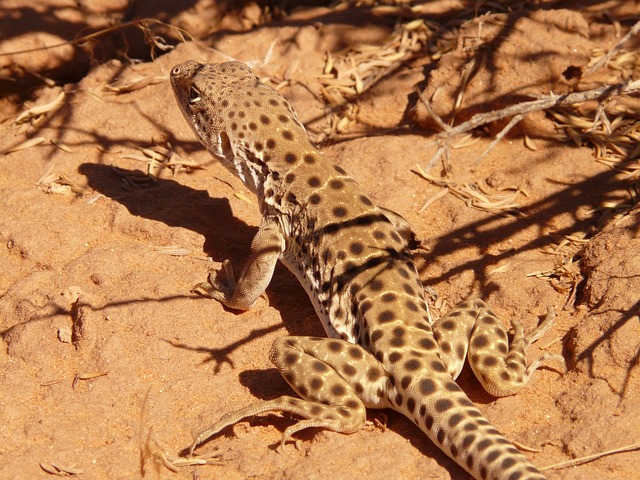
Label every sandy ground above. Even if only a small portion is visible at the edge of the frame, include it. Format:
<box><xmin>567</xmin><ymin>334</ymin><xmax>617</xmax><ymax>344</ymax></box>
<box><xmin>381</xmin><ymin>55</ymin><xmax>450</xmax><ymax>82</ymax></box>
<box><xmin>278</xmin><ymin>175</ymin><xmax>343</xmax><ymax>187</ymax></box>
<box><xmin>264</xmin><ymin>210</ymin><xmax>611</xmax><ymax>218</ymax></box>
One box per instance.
<box><xmin>1</xmin><ymin>1</ymin><xmax>639</xmax><ymax>479</ymax></box>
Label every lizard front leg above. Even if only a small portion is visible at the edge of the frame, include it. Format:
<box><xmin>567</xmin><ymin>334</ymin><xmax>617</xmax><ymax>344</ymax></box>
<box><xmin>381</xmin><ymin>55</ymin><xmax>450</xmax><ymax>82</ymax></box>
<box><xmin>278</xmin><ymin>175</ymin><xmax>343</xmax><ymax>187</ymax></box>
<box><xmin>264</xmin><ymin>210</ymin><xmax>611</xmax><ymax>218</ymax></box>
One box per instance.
<box><xmin>195</xmin><ymin>220</ymin><xmax>285</xmax><ymax>310</ymax></box>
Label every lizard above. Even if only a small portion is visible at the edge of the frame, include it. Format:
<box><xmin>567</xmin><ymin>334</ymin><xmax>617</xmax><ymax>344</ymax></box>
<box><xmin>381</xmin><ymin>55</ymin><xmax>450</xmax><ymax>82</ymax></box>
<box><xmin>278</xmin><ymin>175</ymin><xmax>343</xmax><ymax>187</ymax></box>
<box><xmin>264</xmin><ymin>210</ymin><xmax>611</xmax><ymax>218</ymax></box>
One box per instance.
<box><xmin>170</xmin><ymin>60</ymin><xmax>565</xmax><ymax>480</ymax></box>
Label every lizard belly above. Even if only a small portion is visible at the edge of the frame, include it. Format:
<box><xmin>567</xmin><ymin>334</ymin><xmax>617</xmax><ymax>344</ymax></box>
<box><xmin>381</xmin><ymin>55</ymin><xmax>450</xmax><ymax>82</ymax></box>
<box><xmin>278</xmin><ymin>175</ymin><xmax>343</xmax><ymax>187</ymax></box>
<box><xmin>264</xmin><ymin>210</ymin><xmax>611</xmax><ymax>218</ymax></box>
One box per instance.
<box><xmin>280</xmin><ymin>250</ymin><xmax>355</xmax><ymax>342</ymax></box>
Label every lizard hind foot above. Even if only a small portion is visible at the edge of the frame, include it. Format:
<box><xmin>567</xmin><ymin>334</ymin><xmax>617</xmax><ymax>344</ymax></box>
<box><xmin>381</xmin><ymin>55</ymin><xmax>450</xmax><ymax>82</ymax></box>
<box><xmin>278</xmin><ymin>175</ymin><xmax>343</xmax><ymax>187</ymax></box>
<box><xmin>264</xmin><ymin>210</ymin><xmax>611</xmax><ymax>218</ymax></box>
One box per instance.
<box><xmin>434</xmin><ymin>300</ymin><xmax>566</xmax><ymax>397</ymax></box>
<box><xmin>473</xmin><ymin>304</ymin><xmax>566</xmax><ymax>396</ymax></box>
<box><xmin>187</xmin><ymin>395</ymin><xmax>365</xmax><ymax>455</ymax></box>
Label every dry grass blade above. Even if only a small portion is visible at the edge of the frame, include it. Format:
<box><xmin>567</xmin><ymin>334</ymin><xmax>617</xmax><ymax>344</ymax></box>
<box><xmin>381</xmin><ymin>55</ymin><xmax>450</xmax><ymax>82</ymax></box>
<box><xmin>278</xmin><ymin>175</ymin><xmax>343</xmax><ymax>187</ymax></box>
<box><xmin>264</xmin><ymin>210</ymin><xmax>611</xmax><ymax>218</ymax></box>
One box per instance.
<box><xmin>50</xmin><ymin>463</ymin><xmax>83</xmax><ymax>476</ymax></box>
<box><xmin>40</xmin><ymin>379</ymin><xmax>63</xmax><ymax>386</ymax></box>
<box><xmin>111</xmin><ymin>165</ymin><xmax>158</xmax><ymax>189</ymax></box>
<box><xmin>40</xmin><ymin>463</ymin><xmax>62</xmax><ymax>476</ymax></box>
<box><xmin>120</xmin><ymin>144</ymin><xmax>204</xmax><ymax>178</ymax></box>
<box><xmin>142</xmin><ymin>145</ymin><xmax>170</xmax><ymax>158</ymax></box>
<box><xmin>488</xmin><ymin>262</ymin><xmax>511</xmax><ymax>275</ymax></box>
<box><xmin>3</xmin><ymin>137</ymin><xmax>46</xmax><ymax>154</ymax></box>
<box><xmin>76</xmin><ymin>372</ymin><xmax>108</xmax><ymax>380</ymax></box>
<box><xmin>524</xmin><ymin>135</ymin><xmax>537</xmax><ymax>151</ymax></box>
<box><xmin>595</xmin><ymin>185</ymin><xmax>640</xmax><ymax>226</ymax></box>
<box><xmin>154</xmin><ymin>245</ymin><xmax>191</xmax><ymax>256</ymax></box>
<box><xmin>50</xmin><ymin>139</ymin><xmax>74</xmax><ymax>153</ymax></box>
<box><xmin>85</xmin><ymin>89</ymin><xmax>106</xmax><ymax>103</ymax></box>
<box><xmin>120</xmin><ymin>153</ymin><xmax>152</xmax><ymax>162</ymax></box>
<box><xmin>163</xmin><ymin>451</ymin><xmax>223</xmax><ymax>468</ymax></box>
<box><xmin>36</xmin><ymin>165</ymin><xmax>91</xmax><ymax>195</ymax></box>
<box><xmin>166</xmin><ymin>152</ymin><xmax>206</xmax><ymax>170</ymax></box>
<box><xmin>451</xmin><ymin>133</ymin><xmax>481</xmax><ymax>149</ymax></box>
<box><xmin>461</xmin><ymin>184</ymin><xmax>523</xmax><ymax>216</ymax></box>
<box><xmin>40</xmin><ymin>462</ymin><xmax>83</xmax><ymax>477</ymax></box>
<box><xmin>72</xmin><ymin>372</ymin><xmax>107</xmax><ymax>389</ymax></box>
<box><xmin>419</xmin><ymin>188</ymin><xmax>448</xmax><ymax>213</ymax></box>
<box><xmin>414</xmin><ymin>166</ymin><xmax>524</xmax><ymax>217</ymax></box>
<box><xmin>106</xmin><ymin>75</ymin><xmax>166</xmax><ymax>93</ymax></box>
<box><xmin>15</xmin><ymin>91</ymin><xmax>65</xmax><ymax>124</ymax></box>
<box><xmin>548</xmin><ymin>110</ymin><xmax>594</xmax><ymax>130</ymax></box>
<box><xmin>234</xmin><ymin>191</ymin><xmax>255</xmax><ymax>205</ymax></box>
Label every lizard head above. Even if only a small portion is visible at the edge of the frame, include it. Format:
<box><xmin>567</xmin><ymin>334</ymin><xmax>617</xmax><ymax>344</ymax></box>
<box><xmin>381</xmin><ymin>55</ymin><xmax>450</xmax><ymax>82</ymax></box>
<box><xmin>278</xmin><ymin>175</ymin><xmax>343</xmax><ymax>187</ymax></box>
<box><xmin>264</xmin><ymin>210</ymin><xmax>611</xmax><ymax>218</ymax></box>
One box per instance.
<box><xmin>170</xmin><ymin>60</ymin><xmax>311</xmax><ymax>194</ymax></box>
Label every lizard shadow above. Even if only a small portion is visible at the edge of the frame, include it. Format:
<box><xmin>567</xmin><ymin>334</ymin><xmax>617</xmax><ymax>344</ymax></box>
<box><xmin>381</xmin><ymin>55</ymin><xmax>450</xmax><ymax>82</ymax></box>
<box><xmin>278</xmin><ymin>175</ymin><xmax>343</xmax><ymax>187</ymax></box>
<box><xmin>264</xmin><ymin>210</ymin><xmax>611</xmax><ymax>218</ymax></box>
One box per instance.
<box><xmin>78</xmin><ymin>162</ymin><xmax>248</xmax><ymax>261</ymax></box>
<box><xmin>77</xmin><ymin>162</ymin><xmax>318</xmax><ymax>334</ymax></box>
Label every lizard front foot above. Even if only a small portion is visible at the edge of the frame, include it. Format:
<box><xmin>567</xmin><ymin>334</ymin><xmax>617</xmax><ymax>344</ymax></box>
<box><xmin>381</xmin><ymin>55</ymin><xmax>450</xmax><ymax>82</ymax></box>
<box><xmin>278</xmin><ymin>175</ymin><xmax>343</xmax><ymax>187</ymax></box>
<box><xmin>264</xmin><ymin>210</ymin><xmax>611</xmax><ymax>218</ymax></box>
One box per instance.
<box><xmin>192</xmin><ymin>259</ymin><xmax>237</xmax><ymax>303</ymax></box>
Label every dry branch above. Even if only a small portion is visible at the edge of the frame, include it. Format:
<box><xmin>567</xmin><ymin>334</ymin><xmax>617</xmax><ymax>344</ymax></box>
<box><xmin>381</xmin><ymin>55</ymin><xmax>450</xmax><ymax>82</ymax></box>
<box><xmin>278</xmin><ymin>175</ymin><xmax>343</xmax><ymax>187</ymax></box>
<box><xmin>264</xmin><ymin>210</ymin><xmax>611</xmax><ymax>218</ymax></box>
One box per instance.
<box><xmin>584</xmin><ymin>19</ymin><xmax>640</xmax><ymax>76</ymax></box>
<box><xmin>542</xmin><ymin>442</ymin><xmax>640</xmax><ymax>471</ymax></box>
<box><xmin>0</xmin><ymin>18</ymin><xmax>192</xmax><ymax>58</ymax></box>
<box><xmin>417</xmin><ymin>79</ymin><xmax>640</xmax><ymax>141</ymax></box>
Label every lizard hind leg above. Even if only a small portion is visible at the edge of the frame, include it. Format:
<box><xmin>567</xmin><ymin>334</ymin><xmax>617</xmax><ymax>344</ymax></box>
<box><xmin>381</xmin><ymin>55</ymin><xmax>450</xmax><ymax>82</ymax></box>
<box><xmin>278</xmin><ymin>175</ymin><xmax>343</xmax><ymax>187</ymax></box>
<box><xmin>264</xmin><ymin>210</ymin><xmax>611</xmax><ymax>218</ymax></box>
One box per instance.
<box><xmin>188</xmin><ymin>394</ymin><xmax>362</xmax><ymax>455</ymax></box>
<box><xmin>466</xmin><ymin>301</ymin><xmax>566</xmax><ymax>397</ymax></box>
<box><xmin>189</xmin><ymin>336</ymin><xmax>392</xmax><ymax>455</ymax></box>
<box><xmin>433</xmin><ymin>299</ymin><xmax>566</xmax><ymax>397</ymax></box>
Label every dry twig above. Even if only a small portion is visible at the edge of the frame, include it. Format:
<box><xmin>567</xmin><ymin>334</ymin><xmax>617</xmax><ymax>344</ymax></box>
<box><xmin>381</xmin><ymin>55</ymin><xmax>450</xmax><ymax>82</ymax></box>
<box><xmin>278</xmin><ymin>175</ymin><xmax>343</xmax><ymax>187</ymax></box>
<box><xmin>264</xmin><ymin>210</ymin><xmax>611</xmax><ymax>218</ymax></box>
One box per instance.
<box><xmin>418</xmin><ymin>79</ymin><xmax>640</xmax><ymax>141</ymax></box>
<box><xmin>584</xmin><ymin>19</ymin><xmax>640</xmax><ymax>76</ymax></box>
<box><xmin>474</xmin><ymin>114</ymin><xmax>523</xmax><ymax>163</ymax></box>
<box><xmin>40</xmin><ymin>462</ymin><xmax>83</xmax><ymax>477</ymax></box>
<box><xmin>542</xmin><ymin>442</ymin><xmax>640</xmax><ymax>471</ymax></box>
<box><xmin>0</xmin><ymin>19</ymin><xmax>192</xmax><ymax>59</ymax></box>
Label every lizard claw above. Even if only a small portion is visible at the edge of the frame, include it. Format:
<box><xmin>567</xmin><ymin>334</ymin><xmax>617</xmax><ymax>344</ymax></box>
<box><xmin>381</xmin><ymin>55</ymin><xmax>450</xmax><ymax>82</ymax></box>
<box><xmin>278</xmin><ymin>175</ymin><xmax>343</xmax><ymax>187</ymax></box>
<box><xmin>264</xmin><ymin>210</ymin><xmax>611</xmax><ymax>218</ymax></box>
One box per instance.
<box><xmin>191</xmin><ymin>260</ymin><xmax>236</xmax><ymax>302</ymax></box>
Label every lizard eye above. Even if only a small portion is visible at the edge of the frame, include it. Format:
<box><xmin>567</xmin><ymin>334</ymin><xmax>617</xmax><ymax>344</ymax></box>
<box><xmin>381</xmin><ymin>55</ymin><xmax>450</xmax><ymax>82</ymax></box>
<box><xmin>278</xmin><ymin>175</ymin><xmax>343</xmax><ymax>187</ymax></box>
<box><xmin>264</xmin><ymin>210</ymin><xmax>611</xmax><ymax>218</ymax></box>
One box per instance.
<box><xmin>189</xmin><ymin>86</ymin><xmax>201</xmax><ymax>104</ymax></box>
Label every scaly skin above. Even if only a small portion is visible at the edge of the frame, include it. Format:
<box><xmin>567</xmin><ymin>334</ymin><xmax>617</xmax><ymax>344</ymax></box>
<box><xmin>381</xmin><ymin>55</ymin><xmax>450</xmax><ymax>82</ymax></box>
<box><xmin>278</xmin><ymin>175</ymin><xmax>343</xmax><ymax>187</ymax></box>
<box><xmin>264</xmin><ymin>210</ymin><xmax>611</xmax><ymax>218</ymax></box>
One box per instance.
<box><xmin>170</xmin><ymin>60</ymin><xmax>565</xmax><ymax>480</ymax></box>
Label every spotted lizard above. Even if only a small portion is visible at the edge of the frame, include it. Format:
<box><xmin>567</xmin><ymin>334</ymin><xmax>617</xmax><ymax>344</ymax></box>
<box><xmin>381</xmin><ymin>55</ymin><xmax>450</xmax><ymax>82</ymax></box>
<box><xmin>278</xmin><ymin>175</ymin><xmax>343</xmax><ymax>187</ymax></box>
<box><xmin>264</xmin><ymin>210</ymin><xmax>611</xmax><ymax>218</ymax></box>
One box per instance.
<box><xmin>170</xmin><ymin>60</ymin><xmax>565</xmax><ymax>480</ymax></box>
